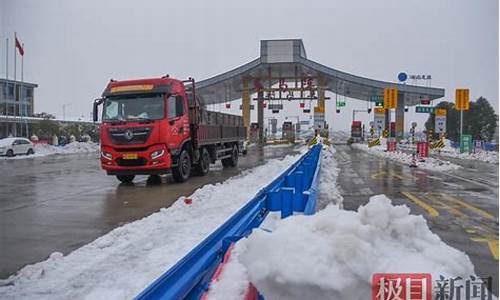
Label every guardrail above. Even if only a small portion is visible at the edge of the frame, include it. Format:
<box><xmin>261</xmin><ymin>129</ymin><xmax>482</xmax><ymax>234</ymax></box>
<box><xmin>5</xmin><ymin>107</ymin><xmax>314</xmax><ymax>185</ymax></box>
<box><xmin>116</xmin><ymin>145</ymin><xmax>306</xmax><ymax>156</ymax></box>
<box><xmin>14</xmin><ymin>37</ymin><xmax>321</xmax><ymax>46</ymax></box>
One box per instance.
<box><xmin>136</xmin><ymin>144</ymin><xmax>322</xmax><ymax>300</ymax></box>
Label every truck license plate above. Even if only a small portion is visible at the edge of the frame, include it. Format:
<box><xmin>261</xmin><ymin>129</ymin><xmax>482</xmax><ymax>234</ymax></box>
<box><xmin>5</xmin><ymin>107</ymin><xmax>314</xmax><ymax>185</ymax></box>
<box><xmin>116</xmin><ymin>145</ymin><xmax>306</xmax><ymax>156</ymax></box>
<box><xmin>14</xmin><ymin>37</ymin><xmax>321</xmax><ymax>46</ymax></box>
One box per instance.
<box><xmin>123</xmin><ymin>153</ymin><xmax>138</xmax><ymax>160</ymax></box>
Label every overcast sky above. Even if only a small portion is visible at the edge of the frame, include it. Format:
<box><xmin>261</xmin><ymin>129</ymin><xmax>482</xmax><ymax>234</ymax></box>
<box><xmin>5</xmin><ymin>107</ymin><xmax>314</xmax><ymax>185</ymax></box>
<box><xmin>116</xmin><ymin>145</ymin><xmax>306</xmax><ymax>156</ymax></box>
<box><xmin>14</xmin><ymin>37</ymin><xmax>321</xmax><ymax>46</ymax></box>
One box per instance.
<box><xmin>0</xmin><ymin>0</ymin><xmax>498</xmax><ymax>131</ymax></box>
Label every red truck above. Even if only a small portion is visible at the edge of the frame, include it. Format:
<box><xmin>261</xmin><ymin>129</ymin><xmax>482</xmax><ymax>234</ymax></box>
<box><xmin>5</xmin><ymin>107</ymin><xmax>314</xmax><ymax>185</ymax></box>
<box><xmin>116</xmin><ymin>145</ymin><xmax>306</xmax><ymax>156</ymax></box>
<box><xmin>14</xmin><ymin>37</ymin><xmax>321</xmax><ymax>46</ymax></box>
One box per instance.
<box><xmin>350</xmin><ymin>121</ymin><xmax>363</xmax><ymax>143</ymax></box>
<box><xmin>93</xmin><ymin>77</ymin><xmax>246</xmax><ymax>183</ymax></box>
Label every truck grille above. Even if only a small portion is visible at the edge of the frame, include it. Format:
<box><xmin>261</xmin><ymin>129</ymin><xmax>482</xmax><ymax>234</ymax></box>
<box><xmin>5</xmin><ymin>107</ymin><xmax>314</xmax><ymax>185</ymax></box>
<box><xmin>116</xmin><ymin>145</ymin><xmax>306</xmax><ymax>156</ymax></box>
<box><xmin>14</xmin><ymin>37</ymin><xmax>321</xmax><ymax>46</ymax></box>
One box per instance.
<box><xmin>108</xmin><ymin>127</ymin><xmax>152</xmax><ymax>145</ymax></box>
<box><xmin>116</xmin><ymin>157</ymin><xmax>148</xmax><ymax>167</ymax></box>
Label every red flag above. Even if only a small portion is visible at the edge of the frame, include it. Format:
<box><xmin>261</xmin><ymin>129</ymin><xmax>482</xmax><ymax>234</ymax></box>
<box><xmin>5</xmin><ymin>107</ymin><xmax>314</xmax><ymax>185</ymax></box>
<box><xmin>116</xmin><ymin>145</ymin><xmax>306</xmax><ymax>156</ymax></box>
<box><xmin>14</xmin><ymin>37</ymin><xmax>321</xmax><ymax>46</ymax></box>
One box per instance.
<box><xmin>15</xmin><ymin>37</ymin><xmax>24</xmax><ymax>56</ymax></box>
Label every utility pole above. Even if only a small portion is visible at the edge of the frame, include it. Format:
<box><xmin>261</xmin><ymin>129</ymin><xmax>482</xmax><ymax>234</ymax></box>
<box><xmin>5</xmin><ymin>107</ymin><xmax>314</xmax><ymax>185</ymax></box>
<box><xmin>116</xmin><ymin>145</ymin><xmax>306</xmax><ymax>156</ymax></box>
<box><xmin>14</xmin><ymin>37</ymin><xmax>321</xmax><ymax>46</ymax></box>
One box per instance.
<box><xmin>62</xmin><ymin>103</ymin><xmax>72</xmax><ymax>120</ymax></box>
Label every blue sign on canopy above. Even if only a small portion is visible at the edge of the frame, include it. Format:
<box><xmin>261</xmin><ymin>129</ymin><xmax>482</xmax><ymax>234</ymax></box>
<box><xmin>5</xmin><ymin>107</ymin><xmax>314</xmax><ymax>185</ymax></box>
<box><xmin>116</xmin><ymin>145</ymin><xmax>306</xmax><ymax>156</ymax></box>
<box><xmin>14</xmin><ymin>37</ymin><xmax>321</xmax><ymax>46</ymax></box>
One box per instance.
<box><xmin>398</xmin><ymin>72</ymin><xmax>408</xmax><ymax>82</ymax></box>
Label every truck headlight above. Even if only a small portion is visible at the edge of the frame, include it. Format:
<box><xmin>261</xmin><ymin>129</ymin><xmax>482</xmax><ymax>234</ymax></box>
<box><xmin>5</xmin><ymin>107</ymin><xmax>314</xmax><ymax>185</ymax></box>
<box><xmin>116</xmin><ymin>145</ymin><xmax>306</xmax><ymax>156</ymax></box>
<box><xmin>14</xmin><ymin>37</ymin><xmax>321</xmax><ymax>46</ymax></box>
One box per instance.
<box><xmin>151</xmin><ymin>149</ymin><xmax>165</xmax><ymax>160</ymax></box>
<box><xmin>101</xmin><ymin>151</ymin><xmax>112</xmax><ymax>160</ymax></box>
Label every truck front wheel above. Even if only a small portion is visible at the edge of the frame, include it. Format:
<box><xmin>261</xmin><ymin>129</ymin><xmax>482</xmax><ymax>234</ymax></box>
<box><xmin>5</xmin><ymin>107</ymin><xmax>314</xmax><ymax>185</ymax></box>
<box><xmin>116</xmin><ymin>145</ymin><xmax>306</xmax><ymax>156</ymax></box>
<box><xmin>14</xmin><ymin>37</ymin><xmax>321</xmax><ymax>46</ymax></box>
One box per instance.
<box><xmin>173</xmin><ymin>149</ymin><xmax>191</xmax><ymax>182</ymax></box>
<box><xmin>116</xmin><ymin>175</ymin><xmax>135</xmax><ymax>183</ymax></box>
<box><xmin>222</xmin><ymin>145</ymin><xmax>238</xmax><ymax>168</ymax></box>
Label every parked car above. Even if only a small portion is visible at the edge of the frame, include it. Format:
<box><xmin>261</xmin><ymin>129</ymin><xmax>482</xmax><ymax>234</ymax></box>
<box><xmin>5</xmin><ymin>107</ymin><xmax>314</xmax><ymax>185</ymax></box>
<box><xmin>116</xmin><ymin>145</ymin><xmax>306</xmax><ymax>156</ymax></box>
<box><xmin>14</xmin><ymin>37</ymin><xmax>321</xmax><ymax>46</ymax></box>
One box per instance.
<box><xmin>0</xmin><ymin>137</ymin><xmax>35</xmax><ymax>157</ymax></box>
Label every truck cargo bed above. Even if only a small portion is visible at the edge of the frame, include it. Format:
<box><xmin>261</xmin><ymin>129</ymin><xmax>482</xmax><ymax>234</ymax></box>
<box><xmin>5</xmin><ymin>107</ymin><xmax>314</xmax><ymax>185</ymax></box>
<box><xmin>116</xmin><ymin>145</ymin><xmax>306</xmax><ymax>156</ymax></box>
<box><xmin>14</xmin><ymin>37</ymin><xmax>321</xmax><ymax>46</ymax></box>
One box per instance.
<box><xmin>192</xmin><ymin>109</ymin><xmax>245</xmax><ymax>145</ymax></box>
<box><xmin>196</xmin><ymin>125</ymin><xmax>246</xmax><ymax>146</ymax></box>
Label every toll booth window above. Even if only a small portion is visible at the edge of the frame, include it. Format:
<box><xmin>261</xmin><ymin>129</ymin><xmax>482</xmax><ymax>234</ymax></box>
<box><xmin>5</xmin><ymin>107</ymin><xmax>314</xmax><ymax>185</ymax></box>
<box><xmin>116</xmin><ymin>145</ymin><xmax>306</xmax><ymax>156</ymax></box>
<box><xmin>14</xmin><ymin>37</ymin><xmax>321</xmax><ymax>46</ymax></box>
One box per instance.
<box><xmin>167</xmin><ymin>95</ymin><xmax>184</xmax><ymax>119</ymax></box>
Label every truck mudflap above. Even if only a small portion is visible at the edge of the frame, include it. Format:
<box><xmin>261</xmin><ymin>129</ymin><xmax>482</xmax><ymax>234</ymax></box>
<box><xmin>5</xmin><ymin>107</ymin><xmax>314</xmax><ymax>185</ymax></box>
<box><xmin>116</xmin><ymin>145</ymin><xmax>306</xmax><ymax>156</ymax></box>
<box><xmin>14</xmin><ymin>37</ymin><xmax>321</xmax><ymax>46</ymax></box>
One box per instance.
<box><xmin>135</xmin><ymin>144</ymin><xmax>322</xmax><ymax>300</ymax></box>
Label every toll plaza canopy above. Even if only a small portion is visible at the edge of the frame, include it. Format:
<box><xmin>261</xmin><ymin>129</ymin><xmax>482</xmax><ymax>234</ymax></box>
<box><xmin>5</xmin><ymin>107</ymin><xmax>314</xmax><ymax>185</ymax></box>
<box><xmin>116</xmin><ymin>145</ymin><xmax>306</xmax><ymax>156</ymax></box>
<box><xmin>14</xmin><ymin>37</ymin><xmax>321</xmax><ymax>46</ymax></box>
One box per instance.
<box><xmin>195</xmin><ymin>39</ymin><xmax>445</xmax><ymax>105</ymax></box>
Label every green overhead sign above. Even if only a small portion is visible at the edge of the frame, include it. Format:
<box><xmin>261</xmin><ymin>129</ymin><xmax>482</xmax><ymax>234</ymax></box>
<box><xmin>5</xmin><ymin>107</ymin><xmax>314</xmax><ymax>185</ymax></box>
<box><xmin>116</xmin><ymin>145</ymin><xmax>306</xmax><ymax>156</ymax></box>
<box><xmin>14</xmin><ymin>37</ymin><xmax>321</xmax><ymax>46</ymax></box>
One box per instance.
<box><xmin>415</xmin><ymin>106</ymin><xmax>435</xmax><ymax>113</ymax></box>
<box><xmin>336</xmin><ymin>99</ymin><xmax>346</xmax><ymax>107</ymax></box>
<box><xmin>370</xmin><ymin>96</ymin><xmax>384</xmax><ymax>107</ymax></box>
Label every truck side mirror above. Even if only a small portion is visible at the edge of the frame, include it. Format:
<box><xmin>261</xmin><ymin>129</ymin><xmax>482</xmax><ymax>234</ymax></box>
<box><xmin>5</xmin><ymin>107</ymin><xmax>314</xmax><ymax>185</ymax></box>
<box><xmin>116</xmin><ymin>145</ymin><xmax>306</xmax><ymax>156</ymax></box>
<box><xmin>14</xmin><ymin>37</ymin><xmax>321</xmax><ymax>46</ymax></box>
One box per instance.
<box><xmin>93</xmin><ymin>98</ymin><xmax>104</xmax><ymax>122</ymax></box>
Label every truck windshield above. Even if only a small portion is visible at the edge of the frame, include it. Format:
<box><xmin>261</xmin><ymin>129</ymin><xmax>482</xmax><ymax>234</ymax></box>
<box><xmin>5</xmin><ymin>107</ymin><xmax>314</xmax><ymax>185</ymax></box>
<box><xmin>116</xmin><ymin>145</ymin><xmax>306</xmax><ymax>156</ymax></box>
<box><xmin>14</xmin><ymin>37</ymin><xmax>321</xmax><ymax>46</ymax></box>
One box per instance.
<box><xmin>103</xmin><ymin>94</ymin><xmax>164</xmax><ymax>121</ymax></box>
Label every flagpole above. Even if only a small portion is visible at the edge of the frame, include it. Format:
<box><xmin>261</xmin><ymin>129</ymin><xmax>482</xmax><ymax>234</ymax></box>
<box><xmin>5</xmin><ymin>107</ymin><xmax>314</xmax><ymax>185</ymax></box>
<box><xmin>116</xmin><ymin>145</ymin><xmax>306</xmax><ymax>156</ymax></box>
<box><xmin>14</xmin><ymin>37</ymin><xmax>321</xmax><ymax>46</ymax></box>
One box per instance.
<box><xmin>21</xmin><ymin>43</ymin><xmax>24</xmax><ymax>82</ymax></box>
<box><xmin>14</xmin><ymin>33</ymin><xmax>16</xmax><ymax>83</ymax></box>
<box><xmin>5</xmin><ymin>38</ymin><xmax>8</xmax><ymax>80</ymax></box>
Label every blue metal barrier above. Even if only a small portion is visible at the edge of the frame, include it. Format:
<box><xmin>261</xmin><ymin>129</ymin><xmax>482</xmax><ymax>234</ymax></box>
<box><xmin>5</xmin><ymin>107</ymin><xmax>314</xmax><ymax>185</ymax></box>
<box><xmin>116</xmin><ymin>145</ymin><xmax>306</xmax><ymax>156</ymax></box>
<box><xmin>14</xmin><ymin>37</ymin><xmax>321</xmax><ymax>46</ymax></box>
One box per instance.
<box><xmin>135</xmin><ymin>144</ymin><xmax>322</xmax><ymax>300</ymax></box>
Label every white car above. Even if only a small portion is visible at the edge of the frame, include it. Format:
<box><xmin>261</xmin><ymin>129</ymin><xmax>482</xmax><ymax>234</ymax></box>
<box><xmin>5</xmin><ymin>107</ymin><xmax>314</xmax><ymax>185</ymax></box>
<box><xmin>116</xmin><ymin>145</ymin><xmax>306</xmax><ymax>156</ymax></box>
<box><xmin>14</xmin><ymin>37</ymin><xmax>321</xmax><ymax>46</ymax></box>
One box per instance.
<box><xmin>0</xmin><ymin>137</ymin><xmax>35</xmax><ymax>157</ymax></box>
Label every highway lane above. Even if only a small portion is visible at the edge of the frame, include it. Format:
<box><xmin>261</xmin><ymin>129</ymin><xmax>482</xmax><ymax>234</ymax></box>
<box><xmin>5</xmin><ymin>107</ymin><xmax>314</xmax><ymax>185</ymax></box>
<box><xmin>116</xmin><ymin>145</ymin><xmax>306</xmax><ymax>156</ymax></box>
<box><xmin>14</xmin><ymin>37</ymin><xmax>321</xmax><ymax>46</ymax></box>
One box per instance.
<box><xmin>334</xmin><ymin>145</ymin><xmax>499</xmax><ymax>296</ymax></box>
<box><xmin>0</xmin><ymin>145</ymin><xmax>300</xmax><ymax>279</ymax></box>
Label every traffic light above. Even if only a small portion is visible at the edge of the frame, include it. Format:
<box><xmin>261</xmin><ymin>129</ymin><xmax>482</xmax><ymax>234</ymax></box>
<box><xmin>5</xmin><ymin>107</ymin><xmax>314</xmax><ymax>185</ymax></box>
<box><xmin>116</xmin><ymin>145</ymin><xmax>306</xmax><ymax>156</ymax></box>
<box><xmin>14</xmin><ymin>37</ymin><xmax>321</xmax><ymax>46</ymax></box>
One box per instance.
<box><xmin>404</xmin><ymin>106</ymin><xmax>408</xmax><ymax>112</ymax></box>
<box><xmin>367</xmin><ymin>108</ymin><xmax>372</xmax><ymax>113</ymax></box>
<box><xmin>336</xmin><ymin>109</ymin><xmax>340</xmax><ymax>114</ymax></box>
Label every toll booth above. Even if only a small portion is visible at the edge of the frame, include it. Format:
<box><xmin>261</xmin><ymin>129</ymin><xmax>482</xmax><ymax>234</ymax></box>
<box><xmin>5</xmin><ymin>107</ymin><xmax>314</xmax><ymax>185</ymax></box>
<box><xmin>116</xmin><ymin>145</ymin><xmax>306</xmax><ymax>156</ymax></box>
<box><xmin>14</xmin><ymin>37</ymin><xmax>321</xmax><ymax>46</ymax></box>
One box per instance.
<box><xmin>282</xmin><ymin>121</ymin><xmax>295</xmax><ymax>143</ymax></box>
<box><xmin>249</xmin><ymin>123</ymin><xmax>259</xmax><ymax>143</ymax></box>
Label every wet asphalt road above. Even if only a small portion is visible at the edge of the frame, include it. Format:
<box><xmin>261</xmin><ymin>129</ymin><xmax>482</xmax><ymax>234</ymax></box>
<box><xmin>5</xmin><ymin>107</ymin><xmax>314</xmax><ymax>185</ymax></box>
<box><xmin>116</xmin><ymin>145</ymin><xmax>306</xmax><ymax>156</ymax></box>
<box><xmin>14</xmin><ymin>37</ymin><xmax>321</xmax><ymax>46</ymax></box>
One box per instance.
<box><xmin>335</xmin><ymin>145</ymin><xmax>499</xmax><ymax>296</ymax></box>
<box><xmin>0</xmin><ymin>145</ymin><xmax>299</xmax><ymax>279</ymax></box>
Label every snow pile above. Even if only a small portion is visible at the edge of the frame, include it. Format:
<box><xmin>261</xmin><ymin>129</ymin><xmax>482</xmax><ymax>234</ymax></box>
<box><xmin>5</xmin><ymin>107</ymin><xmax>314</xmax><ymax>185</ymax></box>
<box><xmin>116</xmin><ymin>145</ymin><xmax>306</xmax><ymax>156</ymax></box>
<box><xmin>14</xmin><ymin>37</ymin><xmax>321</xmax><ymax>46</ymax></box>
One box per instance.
<box><xmin>440</xmin><ymin>149</ymin><xmax>499</xmax><ymax>164</ymax></box>
<box><xmin>317</xmin><ymin>146</ymin><xmax>343</xmax><ymax>209</ymax></box>
<box><xmin>207</xmin><ymin>145</ymin><xmax>343</xmax><ymax>299</ymax></box>
<box><xmin>2</xmin><ymin>142</ymin><xmax>98</xmax><ymax>160</ymax></box>
<box><xmin>429</xmin><ymin>139</ymin><xmax>498</xmax><ymax>164</ymax></box>
<box><xmin>35</xmin><ymin>141</ymin><xmax>99</xmax><ymax>155</ymax></box>
<box><xmin>236</xmin><ymin>195</ymin><xmax>477</xmax><ymax>300</ymax></box>
<box><xmin>460</xmin><ymin>151</ymin><xmax>499</xmax><ymax>163</ymax></box>
<box><xmin>352</xmin><ymin>143</ymin><xmax>460</xmax><ymax>172</ymax></box>
<box><xmin>206</xmin><ymin>245</ymin><xmax>250</xmax><ymax>300</ymax></box>
<box><xmin>438</xmin><ymin>141</ymin><xmax>499</xmax><ymax>164</ymax></box>
<box><xmin>0</xmin><ymin>150</ymin><xmax>305</xmax><ymax>300</ymax></box>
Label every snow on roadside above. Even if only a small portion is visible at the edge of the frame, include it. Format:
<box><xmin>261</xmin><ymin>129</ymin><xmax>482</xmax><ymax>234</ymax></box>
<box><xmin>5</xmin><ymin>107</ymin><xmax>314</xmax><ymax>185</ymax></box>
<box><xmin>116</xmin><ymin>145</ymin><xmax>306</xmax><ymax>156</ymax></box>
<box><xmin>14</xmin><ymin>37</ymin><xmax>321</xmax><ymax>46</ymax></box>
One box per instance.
<box><xmin>352</xmin><ymin>143</ymin><xmax>460</xmax><ymax>172</ymax></box>
<box><xmin>207</xmin><ymin>144</ymin><xmax>343</xmax><ymax>299</ymax></box>
<box><xmin>438</xmin><ymin>141</ymin><xmax>499</xmax><ymax>164</ymax></box>
<box><xmin>236</xmin><ymin>195</ymin><xmax>483</xmax><ymax>300</ymax></box>
<box><xmin>0</xmin><ymin>148</ymin><xmax>306</xmax><ymax>300</ymax></box>
<box><xmin>317</xmin><ymin>145</ymin><xmax>343</xmax><ymax>209</ymax></box>
<box><xmin>397</xmin><ymin>140</ymin><xmax>498</xmax><ymax>164</ymax></box>
<box><xmin>1</xmin><ymin>142</ymin><xmax>98</xmax><ymax>160</ymax></box>
<box><xmin>206</xmin><ymin>244</ymin><xmax>250</xmax><ymax>300</ymax></box>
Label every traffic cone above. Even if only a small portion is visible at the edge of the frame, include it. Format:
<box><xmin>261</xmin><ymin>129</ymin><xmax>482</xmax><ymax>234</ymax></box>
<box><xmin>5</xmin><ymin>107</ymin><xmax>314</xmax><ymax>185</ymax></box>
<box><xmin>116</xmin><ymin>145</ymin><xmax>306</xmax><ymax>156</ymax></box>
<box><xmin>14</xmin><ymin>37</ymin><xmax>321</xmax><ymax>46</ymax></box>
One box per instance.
<box><xmin>409</xmin><ymin>153</ymin><xmax>418</xmax><ymax>168</ymax></box>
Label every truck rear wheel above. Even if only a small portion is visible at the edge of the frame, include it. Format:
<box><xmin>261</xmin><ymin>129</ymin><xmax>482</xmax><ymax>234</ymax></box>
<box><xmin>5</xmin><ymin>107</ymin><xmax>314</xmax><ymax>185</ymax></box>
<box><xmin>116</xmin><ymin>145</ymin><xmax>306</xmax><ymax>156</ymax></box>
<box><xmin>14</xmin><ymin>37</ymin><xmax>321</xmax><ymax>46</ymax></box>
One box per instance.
<box><xmin>194</xmin><ymin>148</ymin><xmax>210</xmax><ymax>176</ymax></box>
<box><xmin>222</xmin><ymin>145</ymin><xmax>238</xmax><ymax>168</ymax></box>
<box><xmin>173</xmin><ymin>149</ymin><xmax>191</xmax><ymax>182</ymax></box>
<box><xmin>116</xmin><ymin>175</ymin><xmax>135</xmax><ymax>183</ymax></box>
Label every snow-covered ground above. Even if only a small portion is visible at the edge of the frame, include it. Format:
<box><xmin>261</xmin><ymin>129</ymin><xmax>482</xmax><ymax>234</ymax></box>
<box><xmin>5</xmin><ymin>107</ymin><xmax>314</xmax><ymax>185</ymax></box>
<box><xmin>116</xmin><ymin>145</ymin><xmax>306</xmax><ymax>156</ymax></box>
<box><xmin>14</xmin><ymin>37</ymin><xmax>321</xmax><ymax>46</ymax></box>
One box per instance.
<box><xmin>235</xmin><ymin>195</ymin><xmax>481</xmax><ymax>300</ymax></box>
<box><xmin>438</xmin><ymin>140</ymin><xmax>499</xmax><ymax>164</ymax></box>
<box><xmin>0</xmin><ymin>148</ymin><xmax>306</xmax><ymax>300</ymax></box>
<box><xmin>398</xmin><ymin>140</ymin><xmax>498</xmax><ymax>164</ymax></box>
<box><xmin>352</xmin><ymin>142</ymin><xmax>461</xmax><ymax>172</ymax></box>
<box><xmin>1</xmin><ymin>142</ymin><xmax>98</xmax><ymax>160</ymax></box>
